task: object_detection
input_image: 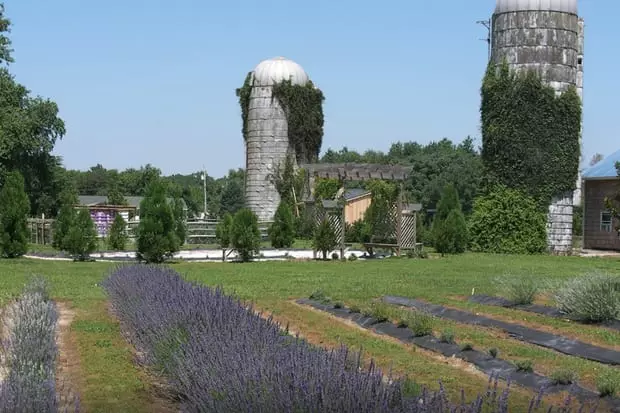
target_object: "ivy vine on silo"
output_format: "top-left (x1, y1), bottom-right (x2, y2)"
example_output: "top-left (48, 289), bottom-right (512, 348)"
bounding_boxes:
top-left (272, 79), bottom-right (325, 163)
top-left (480, 61), bottom-right (582, 207)
top-left (236, 72), bottom-right (253, 140)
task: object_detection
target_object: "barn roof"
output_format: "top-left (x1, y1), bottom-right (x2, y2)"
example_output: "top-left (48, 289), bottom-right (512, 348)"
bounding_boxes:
top-left (77, 195), bottom-right (187, 209)
top-left (344, 188), bottom-right (370, 201)
top-left (583, 150), bottom-right (620, 180)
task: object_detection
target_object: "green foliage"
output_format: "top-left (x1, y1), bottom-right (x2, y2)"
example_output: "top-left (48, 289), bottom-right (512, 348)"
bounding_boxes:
top-left (515, 360), bottom-right (534, 373)
top-left (572, 204), bottom-right (583, 236)
top-left (230, 208), bottom-right (261, 262)
top-left (481, 62), bottom-right (581, 206)
top-left (494, 274), bottom-right (540, 305)
top-left (107, 184), bottom-right (127, 206)
top-left (272, 80), bottom-right (325, 163)
top-left (597, 370), bottom-right (619, 397)
top-left (431, 184), bottom-right (467, 255)
top-left (489, 348), bottom-right (499, 358)
top-left (52, 188), bottom-right (78, 251)
top-left (364, 180), bottom-right (399, 243)
top-left (553, 273), bottom-right (620, 323)
top-left (439, 328), bottom-right (455, 344)
top-left (215, 213), bottom-right (233, 249)
top-left (136, 180), bottom-right (180, 263)
top-left (460, 343), bottom-right (474, 352)
top-left (272, 155), bottom-right (306, 214)
top-left (468, 186), bottom-right (547, 255)
top-left (604, 162), bottom-right (620, 232)
top-left (235, 72), bottom-right (253, 141)
top-left (313, 178), bottom-right (341, 201)
top-left (345, 219), bottom-right (371, 244)
top-left (172, 196), bottom-right (187, 246)
top-left (0, 171), bottom-right (29, 258)
top-left (220, 178), bottom-right (245, 217)
top-left (550, 369), bottom-right (578, 385)
top-left (313, 218), bottom-right (337, 260)
top-left (269, 202), bottom-right (295, 249)
top-left (108, 214), bottom-right (128, 251)
top-left (64, 209), bottom-right (98, 261)
top-left (404, 311), bottom-right (436, 337)
top-left (0, 3), bottom-right (13, 64)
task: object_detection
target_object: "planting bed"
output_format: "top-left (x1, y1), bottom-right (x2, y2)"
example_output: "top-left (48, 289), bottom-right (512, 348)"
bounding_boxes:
top-left (468, 295), bottom-right (620, 332)
top-left (297, 298), bottom-right (620, 412)
top-left (383, 296), bottom-right (620, 366)
top-left (104, 264), bottom-right (574, 412)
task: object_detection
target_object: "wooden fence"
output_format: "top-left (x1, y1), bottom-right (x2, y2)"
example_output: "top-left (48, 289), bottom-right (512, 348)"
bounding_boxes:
top-left (27, 218), bottom-right (273, 245)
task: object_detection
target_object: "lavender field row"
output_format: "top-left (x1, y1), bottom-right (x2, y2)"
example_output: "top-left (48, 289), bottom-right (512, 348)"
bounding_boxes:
top-left (104, 264), bottom-right (586, 413)
top-left (0, 277), bottom-right (79, 413)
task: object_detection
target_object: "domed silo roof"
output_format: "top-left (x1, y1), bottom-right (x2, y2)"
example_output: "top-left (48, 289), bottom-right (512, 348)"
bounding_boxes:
top-left (252, 56), bottom-right (309, 87)
top-left (495, 0), bottom-right (577, 14)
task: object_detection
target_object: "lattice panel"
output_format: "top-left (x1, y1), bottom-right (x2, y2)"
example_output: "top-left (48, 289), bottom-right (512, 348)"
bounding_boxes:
top-left (401, 213), bottom-right (417, 249)
top-left (313, 207), bottom-right (344, 245)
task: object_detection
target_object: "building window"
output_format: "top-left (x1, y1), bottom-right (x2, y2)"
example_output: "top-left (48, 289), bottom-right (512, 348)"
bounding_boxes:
top-left (601, 211), bottom-right (613, 232)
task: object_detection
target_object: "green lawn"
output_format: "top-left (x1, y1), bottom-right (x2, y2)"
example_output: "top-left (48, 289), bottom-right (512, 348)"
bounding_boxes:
top-left (1, 253), bottom-right (619, 411)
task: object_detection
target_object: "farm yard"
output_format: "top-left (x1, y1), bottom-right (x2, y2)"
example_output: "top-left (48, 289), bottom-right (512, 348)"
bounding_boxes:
top-left (2, 253), bottom-right (620, 412)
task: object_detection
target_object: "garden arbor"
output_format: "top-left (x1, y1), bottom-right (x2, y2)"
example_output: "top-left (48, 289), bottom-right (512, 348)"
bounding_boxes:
top-left (301, 163), bottom-right (420, 257)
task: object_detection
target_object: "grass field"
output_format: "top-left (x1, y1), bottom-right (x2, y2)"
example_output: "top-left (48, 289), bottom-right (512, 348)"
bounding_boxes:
top-left (1, 252), bottom-right (619, 412)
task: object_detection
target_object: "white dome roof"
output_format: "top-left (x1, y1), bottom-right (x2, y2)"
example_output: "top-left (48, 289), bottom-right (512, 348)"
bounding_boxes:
top-left (252, 57), bottom-right (309, 87)
top-left (495, 0), bottom-right (577, 14)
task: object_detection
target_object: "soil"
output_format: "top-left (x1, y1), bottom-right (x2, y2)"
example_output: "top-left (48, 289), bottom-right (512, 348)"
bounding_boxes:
top-left (55, 302), bottom-right (82, 411)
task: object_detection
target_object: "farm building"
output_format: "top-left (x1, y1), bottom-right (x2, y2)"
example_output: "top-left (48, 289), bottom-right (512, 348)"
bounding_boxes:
top-left (582, 150), bottom-right (620, 251)
top-left (76, 195), bottom-right (187, 237)
top-left (343, 188), bottom-right (372, 224)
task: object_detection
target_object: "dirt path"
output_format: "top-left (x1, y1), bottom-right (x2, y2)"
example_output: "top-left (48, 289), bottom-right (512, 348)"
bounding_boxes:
top-left (55, 302), bottom-right (82, 411)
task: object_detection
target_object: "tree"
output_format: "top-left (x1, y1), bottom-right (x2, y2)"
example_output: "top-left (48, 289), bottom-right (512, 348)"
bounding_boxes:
top-left (52, 188), bottom-right (78, 251)
top-left (269, 203), bottom-right (295, 249)
top-left (107, 182), bottom-right (127, 206)
top-left (64, 209), bottom-right (98, 261)
top-left (364, 180), bottom-right (399, 243)
top-left (313, 218), bottom-right (337, 260)
top-left (136, 180), bottom-right (180, 263)
top-left (172, 197), bottom-right (187, 247)
top-left (605, 162), bottom-right (620, 234)
top-left (230, 208), bottom-right (261, 262)
top-left (0, 3), bottom-right (13, 65)
top-left (108, 214), bottom-right (128, 251)
top-left (0, 171), bottom-right (30, 257)
top-left (215, 213), bottom-right (233, 261)
top-left (220, 179), bottom-right (245, 217)
top-left (431, 184), bottom-right (468, 255)
top-left (590, 153), bottom-right (604, 167)
top-left (469, 186), bottom-right (547, 255)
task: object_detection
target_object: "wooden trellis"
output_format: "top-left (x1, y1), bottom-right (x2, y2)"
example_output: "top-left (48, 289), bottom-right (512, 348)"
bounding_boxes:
top-left (302, 163), bottom-right (421, 257)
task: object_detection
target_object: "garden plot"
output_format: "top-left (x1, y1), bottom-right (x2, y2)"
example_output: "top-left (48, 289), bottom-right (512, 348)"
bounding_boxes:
top-left (296, 297), bottom-right (620, 412)
top-left (0, 277), bottom-right (80, 413)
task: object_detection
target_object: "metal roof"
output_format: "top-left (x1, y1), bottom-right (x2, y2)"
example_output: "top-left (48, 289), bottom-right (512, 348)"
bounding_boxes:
top-left (78, 195), bottom-right (187, 209)
top-left (344, 188), bottom-right (371, 201)
top-left (252, 57), bottom-right (309, 87)
top-left (582, 149), bottom-right (620, 180)
top-left (495, 0), bottom-right (577, 14)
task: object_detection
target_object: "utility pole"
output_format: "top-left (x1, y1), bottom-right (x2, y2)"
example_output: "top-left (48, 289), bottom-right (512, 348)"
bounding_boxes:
top-left (477, 19), bottom-right (492, 61)
top-left (201, 167), bottom-right (207, 220)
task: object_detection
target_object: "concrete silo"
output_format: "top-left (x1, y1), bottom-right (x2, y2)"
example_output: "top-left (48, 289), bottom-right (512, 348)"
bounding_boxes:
top-left (242, 57), bottom-right (310, 222)
top-left (491, 0), bottom-right (584, 255)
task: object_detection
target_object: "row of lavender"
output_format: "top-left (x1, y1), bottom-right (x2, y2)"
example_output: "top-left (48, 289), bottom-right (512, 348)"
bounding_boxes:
top-left (104, 265), bottom-right (568, 412)
top-left (0, 278), bottom-right (79, 412)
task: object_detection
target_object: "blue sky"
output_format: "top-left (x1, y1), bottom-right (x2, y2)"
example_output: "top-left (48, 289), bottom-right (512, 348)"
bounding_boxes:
top-left (4, 0), bottom-right (616, 178)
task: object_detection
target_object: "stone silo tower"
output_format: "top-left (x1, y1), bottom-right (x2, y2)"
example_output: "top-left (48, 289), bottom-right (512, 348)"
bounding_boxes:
top-left (491, 0), bottom-right (584, 255)
top-left (242, 57), bottom-right (310, 222)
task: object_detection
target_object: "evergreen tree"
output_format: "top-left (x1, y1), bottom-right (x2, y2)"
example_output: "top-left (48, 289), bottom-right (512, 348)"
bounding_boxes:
top-left (108, 213), bottom-right (128, 251)
top-left (230, 208), bottom-right (261, 262)
top-left (215, 213), bottom-right (233, 261)
top-left (313, 218), bottom-right (337, 260)
top-left (269, 202), bottom-right (295, 249)
top-left (0, 171), bottom-right (30, 258)
top-left (107, 183), bottom-right (127, 206)
top-left (173, 196), bottom-right (187, 247)
top-left (136, 180), bottom-right (180, 263)
top-left (52, 188), bottom-right (78, 251)
top-left (432, 184), bottom-right (468, 255)
top-left (64, 209), bottom-right (98, 261)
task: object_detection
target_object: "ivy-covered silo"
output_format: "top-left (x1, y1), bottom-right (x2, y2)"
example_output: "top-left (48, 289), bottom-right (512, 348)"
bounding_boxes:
top-left (237, 57), bottom-right (324, 221)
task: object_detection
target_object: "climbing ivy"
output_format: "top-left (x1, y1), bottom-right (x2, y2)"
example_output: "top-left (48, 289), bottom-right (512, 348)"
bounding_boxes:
top-left (272, 79), bottom-right (325, 163)
top-left (480, 61), bottom-right (582, 207)
top-left (604, 162), bottom-right (620, 233)
top-left (235, 72), bottom-right (253, 140)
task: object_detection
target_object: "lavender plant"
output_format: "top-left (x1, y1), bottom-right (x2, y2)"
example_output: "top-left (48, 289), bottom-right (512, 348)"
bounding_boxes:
top-left (103, 264), bottom-right (594, 413)
top-left (554, 273), bottom-right (620, 323)
top-left (0, 279), bottom-right (79, 412)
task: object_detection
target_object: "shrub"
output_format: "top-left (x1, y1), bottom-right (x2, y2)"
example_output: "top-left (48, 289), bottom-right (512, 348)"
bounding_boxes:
top-left (0, 278), bottom-right (79, 412)
top-left (136, 180), bottom-right (180, 263)
top-left (406, 312), bottom-right (436, 337)
top-left (346, 219), bottom-right (371, 244)
top-left (494, 274), bottom-right (539, 305)
top-left (52, 188), bottom-right (78, 251)
top-left (172, 197), bottom-right (187, 247)
top-left (313, 218), bottom-right (337, 260)
top-left (489, 348), bottom-right (499, 359)
top-left (550, 369), bottom-right (578, 385)
top-left (468, 186), bottom-right (547, 255)
top-left (460, 343), bottom-right (474, 352)
top-left (439, 328), bottom-right (455, 344)
top-left (103, 264), bottom-right (590, 412)
top-left (64, 209), bottom-right (98, 261)
top-left (309, 290), bottom-right (330, 304)
top-left (269, 202), bottom-right (295, 249)
top-left (432, 184), bottom-right (468, 255)
top-left (597, 371), bottom-right (619, 397)
top-left (553, 273), bottom-right (620, 323)
top-left (0, 171), bottom-right (30, 258)
top-left (368, 302), bottom-right (393, 323)
top-left (215, 213), bottom-right (233, 249)
top-left (515, 360), bottom-right (534, 373)
top-left (230, 208), bottom-right (261, 262)
top-left (108, 214), bottom-right (128, 251)
top-left (331, 252), bottom-right (339, 260)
